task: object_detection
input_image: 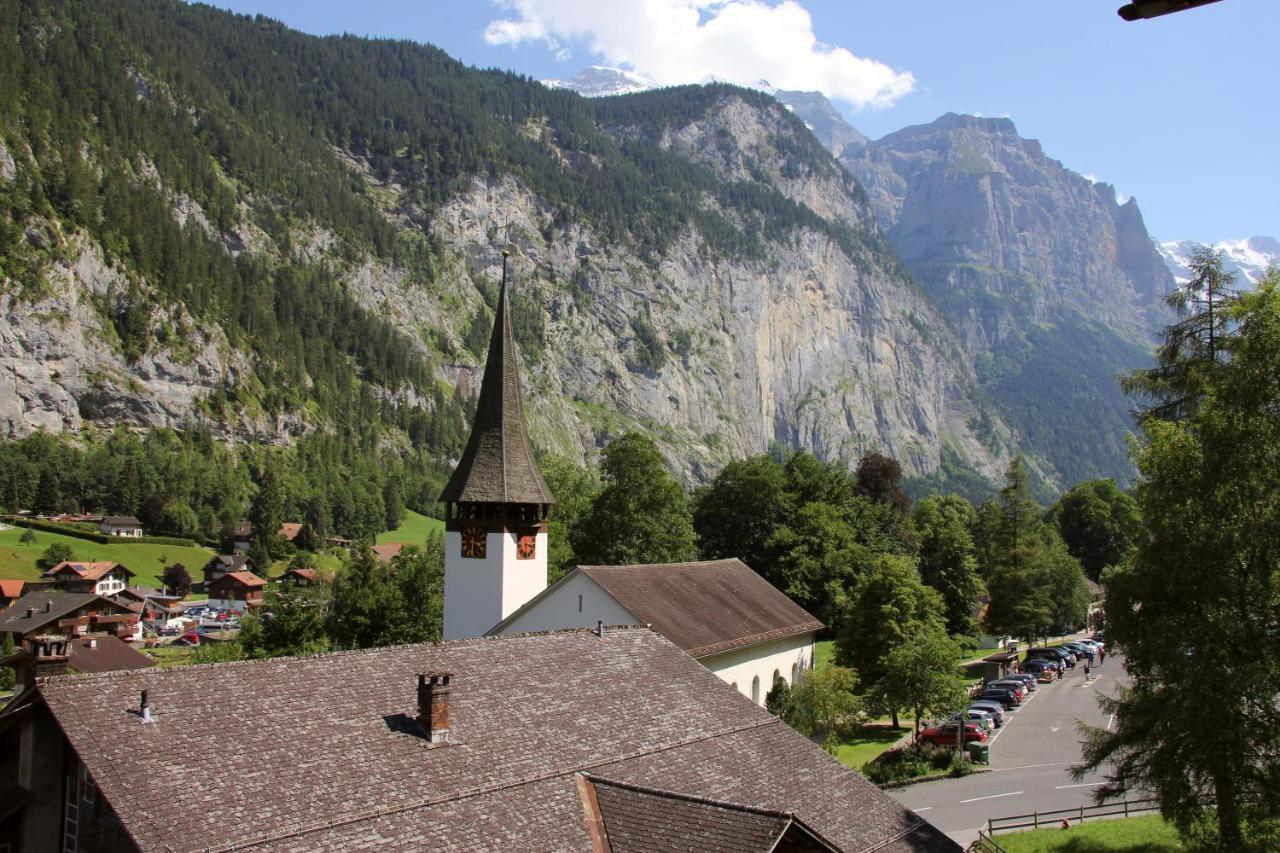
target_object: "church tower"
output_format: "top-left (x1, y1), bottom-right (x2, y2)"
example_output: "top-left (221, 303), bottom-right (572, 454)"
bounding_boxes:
top-left (440, 253), bottom-right (553, 640)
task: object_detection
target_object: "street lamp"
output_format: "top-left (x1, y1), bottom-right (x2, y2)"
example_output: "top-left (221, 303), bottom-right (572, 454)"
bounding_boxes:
top-left (1117, 0), bottom-right (1224, 21)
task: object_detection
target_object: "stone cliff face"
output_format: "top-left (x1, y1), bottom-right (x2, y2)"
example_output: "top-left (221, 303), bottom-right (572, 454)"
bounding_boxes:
top-left (835, 112), bottom-right (1174, 489)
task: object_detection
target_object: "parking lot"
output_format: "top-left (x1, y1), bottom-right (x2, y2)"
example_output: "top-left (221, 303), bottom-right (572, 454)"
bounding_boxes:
top-left (890, 648), bottom-right (1126, 847)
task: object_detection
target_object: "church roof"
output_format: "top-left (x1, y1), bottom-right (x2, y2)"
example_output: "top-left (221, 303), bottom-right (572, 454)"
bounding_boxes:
top-left (440, 255), bottom-right (553, 506)
top-left (30, 627), bottom-right (955, 851)
top-left (577, 559), bottom-right (823, 658)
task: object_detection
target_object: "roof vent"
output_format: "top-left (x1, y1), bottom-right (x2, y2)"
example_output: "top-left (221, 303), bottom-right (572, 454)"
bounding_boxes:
top-left (25, 607), bottom-right (34, 618)
top-left (139, 690), bottom-right (153, 724)
top-left (88, 638), bottom-right (98, 649)
top-left (416, 672), bottom-right (452, 744)
top-left (595, 620), bottom-right (604, 638)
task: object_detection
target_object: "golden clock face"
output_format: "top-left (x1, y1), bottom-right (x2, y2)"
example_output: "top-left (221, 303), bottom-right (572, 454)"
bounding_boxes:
top-left (516, 529), bottom-right (537, 560)
top-left (461, 526), bottom-right (486, 559)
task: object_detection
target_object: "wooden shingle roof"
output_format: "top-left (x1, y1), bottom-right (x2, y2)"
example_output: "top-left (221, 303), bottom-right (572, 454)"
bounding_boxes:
top-left (439, 256), bottom-right (553, 506)
top-left (33, 628), bottom-right (955, 852)
top-left (577, 559), bottom-right (824, 658)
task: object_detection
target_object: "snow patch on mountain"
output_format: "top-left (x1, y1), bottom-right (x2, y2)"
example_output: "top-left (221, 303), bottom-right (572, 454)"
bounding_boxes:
top-left (542, 66), bottom-right (658, 97)
top-left (1157, 236), bottom-right (1280, 286)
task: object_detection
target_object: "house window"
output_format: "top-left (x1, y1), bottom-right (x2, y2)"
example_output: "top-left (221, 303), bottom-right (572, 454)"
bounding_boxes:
top-left (751, 675), bottom-right (761, 705)
top-left (578, 594), bottom-right (583, 613)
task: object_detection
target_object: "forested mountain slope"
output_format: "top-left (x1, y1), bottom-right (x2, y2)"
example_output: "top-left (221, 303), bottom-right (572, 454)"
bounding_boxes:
top-left (2, 0), bottom-right (1024, 498)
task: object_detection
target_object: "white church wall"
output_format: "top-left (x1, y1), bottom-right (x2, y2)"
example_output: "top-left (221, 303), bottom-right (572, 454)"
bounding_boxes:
top-left (443, 527), bottom-right (548, 640)
top-left (495, 571), bottom-right (637, 636)
top-left (699, 633), bottom-right (815, 706)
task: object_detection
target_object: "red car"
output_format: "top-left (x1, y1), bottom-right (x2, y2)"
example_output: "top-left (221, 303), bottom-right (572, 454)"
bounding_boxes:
top-left (173, 631), bottom-right (201, 647)
top-left (919, 721), bottom-right (987, 746)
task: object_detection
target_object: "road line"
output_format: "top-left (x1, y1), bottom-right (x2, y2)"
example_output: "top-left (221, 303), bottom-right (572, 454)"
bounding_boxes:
top-left (913, 807), bottom-right (932, 812)
top-left (960, 791), bottom-right (1023, 804)
top-left (990, 762), bottom-right (1072, 772)
top-left (1055, 782), bottom-right (1103, 789)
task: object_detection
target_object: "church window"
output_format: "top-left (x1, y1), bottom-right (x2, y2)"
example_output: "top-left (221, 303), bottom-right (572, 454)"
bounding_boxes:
top-left (751, 675), bottom-right (761, 705)
top-left (461, 526), bottom-right (487, 559)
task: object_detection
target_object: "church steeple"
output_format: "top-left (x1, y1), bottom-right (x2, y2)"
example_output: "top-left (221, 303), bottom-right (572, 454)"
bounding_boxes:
top-left (441, 251), bottom-right (553, 641)
top-left (440, 252), bottom-right (553, 506)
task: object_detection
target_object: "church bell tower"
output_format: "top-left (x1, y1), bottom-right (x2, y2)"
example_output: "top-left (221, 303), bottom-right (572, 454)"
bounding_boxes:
top-left (440, 252), bottom-right (553, 640)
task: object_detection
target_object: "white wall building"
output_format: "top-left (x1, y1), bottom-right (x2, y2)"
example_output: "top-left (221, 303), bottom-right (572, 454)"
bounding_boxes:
top-left (99, 516), bottom-right (143, 538)
top-left (491, 559), bottom-right (821, 704)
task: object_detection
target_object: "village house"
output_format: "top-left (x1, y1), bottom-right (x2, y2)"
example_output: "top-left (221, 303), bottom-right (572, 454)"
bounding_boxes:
top-left (43, 561), bottom-right (135, 597)
top-left (0, 579), bottom-right (25, 610)
top-left (0, 591), bottom-right (139, 645)
top-left (283, 567), bottom-right (321, 586)
top-left (206, 571), bottom-right (267, 613)
top-left (202, 553), bottom-right (253, 586)
top-left (111, 587), bottom-right (184, 630)
top-left (371, 542), bottom-right (405, 564)
top-left (492, 559), bottom-right (821, 705)
top-left (98, 516), bottom-right (142, 538)
top-left (0, 626), bottom-right (958, 852)
top-left (279, 522), bottom-right (303, 543)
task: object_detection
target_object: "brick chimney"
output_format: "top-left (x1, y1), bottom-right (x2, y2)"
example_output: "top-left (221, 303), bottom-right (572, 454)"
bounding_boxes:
top-left (11, 634), bottom-right (71, 691)
top-left (416, 672), bottom-right (452, 744)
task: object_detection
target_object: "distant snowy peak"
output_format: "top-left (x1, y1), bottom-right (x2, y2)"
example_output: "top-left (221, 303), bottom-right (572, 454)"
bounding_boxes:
top-left (1157, 236), bottom-right (1280, 286)
top-left (541, 66), bottom-right (658, 97)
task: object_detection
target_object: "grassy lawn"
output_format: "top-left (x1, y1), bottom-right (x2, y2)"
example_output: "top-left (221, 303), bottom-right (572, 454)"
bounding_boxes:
top-left (0, 527), bottom-right (214, 589)
top-left (833, 725), bottom-right (905, 769)
top-left (376, 509), bottom-right (444, 545)
top-left (265, 548), bottom-right (346, 579)
top-left (998, 815), bottom-right (1182, 852)
top-left (815, 638), bottom-right (834, 670)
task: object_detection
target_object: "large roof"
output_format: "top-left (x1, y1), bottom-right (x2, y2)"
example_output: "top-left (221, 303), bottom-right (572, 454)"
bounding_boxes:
top-left (0, 591), bottom-right (127, 635)
top-left (34, 628), bottom-right (954, 852)
top-left (45, 561), bottom-right (133, 581)
top-left (577, 559), bottom-right (824, 658)
top-left (439, 256), bottom-right (553, 506)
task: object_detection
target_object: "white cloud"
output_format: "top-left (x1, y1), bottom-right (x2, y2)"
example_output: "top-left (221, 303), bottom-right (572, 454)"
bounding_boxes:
top-left (483, 0), bottom-right (915, 110)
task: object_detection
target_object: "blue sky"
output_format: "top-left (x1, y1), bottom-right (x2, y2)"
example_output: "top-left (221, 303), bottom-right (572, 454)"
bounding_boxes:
top-left (205, 0), bottom-right (1276, 243)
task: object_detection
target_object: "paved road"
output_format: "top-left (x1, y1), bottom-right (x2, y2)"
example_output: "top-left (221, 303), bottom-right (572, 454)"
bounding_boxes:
top-left (890, 655), bottom-right (1126, 847)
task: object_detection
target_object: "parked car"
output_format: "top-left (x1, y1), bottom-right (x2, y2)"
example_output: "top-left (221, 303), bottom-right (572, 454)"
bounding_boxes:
top-left (919, 721), bottom-right (987, 747)
top-left (172, 632), bottom-right (201, 647)
top-left (988, 679), bottom-right (1028, 699)
top-left (1020, 659), bottom-right (1056, 676)
top-left (968, 701), bottom-right (1006, 727)
top-left (976, 687), bottom-right (1020, 709)
top-left (948, 709), bottom-right (995, 731)
top-left (1003, 673), bottom-right (1038, 691)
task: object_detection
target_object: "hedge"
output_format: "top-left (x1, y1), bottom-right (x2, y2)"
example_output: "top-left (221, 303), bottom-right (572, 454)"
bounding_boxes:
top-left (9, 519), bottom-right (199, 548)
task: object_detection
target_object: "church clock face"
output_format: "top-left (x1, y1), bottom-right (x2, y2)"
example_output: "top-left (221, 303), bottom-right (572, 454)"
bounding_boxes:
top-left (516, 528), bottom-right (537, 560)
top-left (461, 526), bottom-right (486, 559)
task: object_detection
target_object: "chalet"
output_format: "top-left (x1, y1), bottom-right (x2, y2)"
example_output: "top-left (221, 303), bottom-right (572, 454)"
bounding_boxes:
top-left (0, 579), bottom-right (24, 609)
top-left (203, 553), bottom-right (253, 586)
top-left (228, 522), bottom-right (252, 553)
top-left (491, 559), bottom-right (822, 705)
top-left (284, 568), bottom-right (320, 587)
top-left (111, 587), bottom-right (183, 628)
top-left (5, 633), bottom-right (154, 695)
top-left (0, 627), bottom-right (958, 852)
top-left (43, 561), bottom-right (134, 597)
top-left (99, 516), bottom-right (142, 538)
top-left (279, 522), bottom-right (303, 543)
top-left (371, 542), bottom-right (405, 564)
top-left (206, 571), bottom-right (267, 613)
top-left (0, 591), bottom-right (139, 644)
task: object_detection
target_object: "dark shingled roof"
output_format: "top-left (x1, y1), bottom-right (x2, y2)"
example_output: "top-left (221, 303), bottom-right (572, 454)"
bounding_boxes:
top-left (67, 634), bottom-right (155, 674)
top-left (439, 256), bottom-right (553, 506)
top-left (577, 559), bottom-right (824, 658)
top-left (586, 775), bottom-right (838, 852)
top-left (0, 591), bottom-right (124, 636)
top-left (34, 628), bottom-right (955, 853)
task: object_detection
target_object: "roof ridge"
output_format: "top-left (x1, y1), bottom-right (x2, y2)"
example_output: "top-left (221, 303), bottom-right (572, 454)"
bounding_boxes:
top-left (35, 625), bottom-right (659, 685)
top-left (209, 717), bottom-right (786, 851)
top-left (581, 773), bottom-right (794, 819)
top-left (578, 558), bottom-right (747, 572)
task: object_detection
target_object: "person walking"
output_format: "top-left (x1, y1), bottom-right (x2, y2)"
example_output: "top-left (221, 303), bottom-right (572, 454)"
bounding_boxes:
top-left (1099, 647), bottom-right (1106, 666)
top-left (1084, 660), bottom-right (1091, 680)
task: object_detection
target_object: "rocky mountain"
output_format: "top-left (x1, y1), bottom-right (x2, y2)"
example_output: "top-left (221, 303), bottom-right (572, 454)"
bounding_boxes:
top-left (1157, 236), bottom-right (1280, 286)
top-left (0, 0), bottom-right (1018, 495)
top-left (833, 113), bottom-right (1172, 489)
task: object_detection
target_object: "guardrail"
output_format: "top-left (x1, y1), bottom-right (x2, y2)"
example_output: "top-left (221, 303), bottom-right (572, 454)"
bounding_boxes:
top-left (967, 828), bottom-right (1008, 852)
top-left (986, 797), bottom-right (1161, 834)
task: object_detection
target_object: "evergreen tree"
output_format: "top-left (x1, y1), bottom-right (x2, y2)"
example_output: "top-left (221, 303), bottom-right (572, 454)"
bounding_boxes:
top-left (240, 582), bottom-right (330, 659)
top-left (571, 433), bottom-right (697, 566)
top-left (392, 532), bottom-right (445, 644)
top-left (248, 463), bottom-right (284, 561)
top-left (326, 546), bottom-right (407, 650)
top-left (1077, 275), bottom-right (1280, 850)
top-left (855, 452), bottom-right (911, 514)
top-left (1121, 246), bottom-right (1237, 421)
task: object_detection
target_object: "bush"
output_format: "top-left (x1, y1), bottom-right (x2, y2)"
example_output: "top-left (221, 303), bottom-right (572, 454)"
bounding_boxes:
top-left (861, 743), bottom-right (957, 784)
